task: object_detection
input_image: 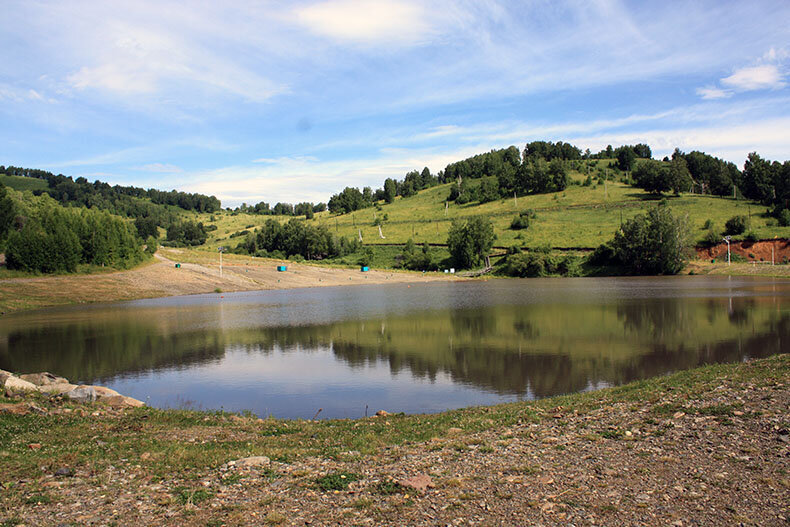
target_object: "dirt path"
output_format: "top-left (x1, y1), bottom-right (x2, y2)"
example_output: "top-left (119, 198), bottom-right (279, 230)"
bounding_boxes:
top-left (0, 250), bottom-right (455, 314)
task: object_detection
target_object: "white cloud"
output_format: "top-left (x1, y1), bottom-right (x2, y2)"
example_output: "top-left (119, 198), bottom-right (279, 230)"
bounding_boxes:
top-left (294, 0), bottom-right (434, 44)
top-left (137, 163), bottom-right (183, 173)
top-left (696, 86), bottom-right (731, 100)
top-left (721, 64), bottom-right (786, 91)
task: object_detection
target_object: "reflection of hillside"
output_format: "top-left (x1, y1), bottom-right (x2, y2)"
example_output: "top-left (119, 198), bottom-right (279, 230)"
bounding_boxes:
top-left (0, 324), bottom-right (228, 383)
top-left (0, 294), bottom-right (786, 398)
top-left (325, 301), bottom-right (790, 397)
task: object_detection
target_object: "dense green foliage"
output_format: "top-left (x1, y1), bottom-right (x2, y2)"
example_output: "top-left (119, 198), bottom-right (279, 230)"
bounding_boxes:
top-left (724, 215), bottom-right (747, 235)
top-left (2, 189), bottom-right (144, 273)
top-left (400, 239), bottom-right (438, 271)
top-left (632, 155), bottom-right (692, 195)
top-left (500, 250), bottom-right (581, 277)
top-left (165, 220), bottom-right (208, 246)
top-left (0, 165), bottom-right (220, 216)
top-left (232, 218), bottom-right (361, 260)
top-left (447, 217), bottom-right (495, 269)
top-left (610, 204), bottom-right (691, 275)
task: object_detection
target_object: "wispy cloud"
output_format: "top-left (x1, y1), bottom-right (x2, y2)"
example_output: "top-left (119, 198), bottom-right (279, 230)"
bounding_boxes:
top-left (721, 64), bottom-right (786, 91)
top-left (136, 163), bottom-right (183, 173)
top-left (696, 86), bottom-right (732, 100)
top-left (294, 0), bottom-right (435, 45)
top-left (698, 47), bottom-right (788, 99)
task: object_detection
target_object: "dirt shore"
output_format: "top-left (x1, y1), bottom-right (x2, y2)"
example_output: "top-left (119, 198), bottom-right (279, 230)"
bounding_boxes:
top-left (1, 355), bottom-right (787, 526)
top-left (0, 249), bottom-right (455, 314)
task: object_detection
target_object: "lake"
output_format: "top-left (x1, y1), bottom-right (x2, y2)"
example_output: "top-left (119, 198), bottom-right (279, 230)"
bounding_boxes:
top-left (1, 276), bottom-right (788, 419)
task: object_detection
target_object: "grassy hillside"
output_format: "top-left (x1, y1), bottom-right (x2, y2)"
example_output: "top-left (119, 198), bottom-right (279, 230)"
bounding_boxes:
top-left (0, 174), bottom-right (48, 192)
top-left (192, 162), bottom-right (787, 257)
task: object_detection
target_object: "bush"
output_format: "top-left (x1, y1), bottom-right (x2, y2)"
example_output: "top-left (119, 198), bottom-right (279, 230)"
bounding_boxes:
top-left (778, 209), bottom-right (790, 227)
top-left (587, 243), bottom-right (616, 266)
top-left (510, 213), bottom-right (530, 230)
top-left (447, 217), bottom-right (495, 269)
top-left (166, 220), bottom-right (208, 246)
top-left (611, 204), bottom-right (691, 275)
top-left (703, 228), bottom-right (721, 246)
top-left (724, 215), bottom-right (747, 235)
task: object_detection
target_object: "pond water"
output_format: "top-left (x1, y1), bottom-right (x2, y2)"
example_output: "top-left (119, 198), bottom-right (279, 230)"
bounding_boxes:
top-left (1, 276), bottom-right (788, 419)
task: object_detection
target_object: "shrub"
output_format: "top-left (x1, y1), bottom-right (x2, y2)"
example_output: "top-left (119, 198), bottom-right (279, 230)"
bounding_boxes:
top-left (510, 213), bottom-right (530, 230)
top-left (611, 204), bottom-right (691, 275)
top-left (703, 228), bottom-right (720, 246)
top-left (587, 243), bottom-right (616, 266)
top-left (778, 209), bottom-right (790, 227)
top-left (724, 215), bottom-right (747, 235)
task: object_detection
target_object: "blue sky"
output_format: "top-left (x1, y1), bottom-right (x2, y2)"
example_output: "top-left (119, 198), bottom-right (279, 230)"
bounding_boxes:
top-left (1, 0), bottom-right (789, 207)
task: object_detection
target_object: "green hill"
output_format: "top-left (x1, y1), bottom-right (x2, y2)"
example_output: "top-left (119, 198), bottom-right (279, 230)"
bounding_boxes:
top-left (0, 174), bottom-right (48, 192)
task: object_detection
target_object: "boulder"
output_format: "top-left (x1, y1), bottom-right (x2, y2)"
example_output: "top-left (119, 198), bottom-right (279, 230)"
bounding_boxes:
top-left (65, 386), bottom-right (97, 403)
top-left (3, 376), bottom-right (39, 395)
top-left (19, 372), bottom-right (69, 386)
top-left (89, 386), bottom-right (121, 399)
top-left (0, 369), bottom-right (12, 384)
top-left (38, 383), bottom-right (79, 395)
top-left (227, 456), bottom-right (270, 469)
top-left (102, 395), bottom-right (145, 408)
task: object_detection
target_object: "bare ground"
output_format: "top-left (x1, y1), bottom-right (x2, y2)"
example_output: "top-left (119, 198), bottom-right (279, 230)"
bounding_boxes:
top-left (0, 249), bottom-right (455, 314)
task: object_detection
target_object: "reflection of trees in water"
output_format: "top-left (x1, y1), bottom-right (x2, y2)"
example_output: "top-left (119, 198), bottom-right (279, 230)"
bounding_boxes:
top-left (450, 309), bottom-right (498, 338)
top-left (327, 307), bottom-right (790, 399)
top-left (2, 301), bottom-right (787, 400)
top-left (0, 323), bottom-right (227, 383)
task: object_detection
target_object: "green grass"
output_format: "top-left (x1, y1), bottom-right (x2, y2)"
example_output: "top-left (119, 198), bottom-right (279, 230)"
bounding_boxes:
top-left (0, 174), bottom-right (48, 192)
top-left (192, 168), bottom-right (787, 257)
top-left (0, 355), bottom-right (786, 486)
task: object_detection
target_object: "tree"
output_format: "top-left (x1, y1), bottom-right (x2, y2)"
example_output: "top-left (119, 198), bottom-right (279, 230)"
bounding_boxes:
top-left (611, 204), bottom-right (691, 275)
top-left (383, 178), bottom-right (397, 203)
top-left (632, 160), bottom-right (671, 194)
top-left (741, 152), bottom-right (773, 204)
top-left (134, 217), bottom-right (159, 239)
top-left (616, 147), bottom-right (637, 172)
top-left (667, 155), bottom-right (692, 194)
top-left (166, 220), bottom-right (207, 246)
top-left (447, 217), bottom-right (495, 269)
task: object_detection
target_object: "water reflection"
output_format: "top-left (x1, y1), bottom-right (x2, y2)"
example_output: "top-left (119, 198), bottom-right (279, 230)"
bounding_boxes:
top-left (0, 277), bottom-right (788, 417)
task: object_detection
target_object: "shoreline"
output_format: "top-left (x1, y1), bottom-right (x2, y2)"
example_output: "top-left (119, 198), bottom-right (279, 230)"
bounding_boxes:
top-left (0, 249), bottom-right (458, 315)
top-left (1, 354), bottom-right (787, 525)
top-left (2, 247), bottom-right (790, 316)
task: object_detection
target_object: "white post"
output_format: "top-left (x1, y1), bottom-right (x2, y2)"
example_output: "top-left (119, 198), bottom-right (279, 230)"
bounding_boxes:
top-left (723, 236), bottom-right (731, 266)
top-left (218, 246), bottom-right (225, 277)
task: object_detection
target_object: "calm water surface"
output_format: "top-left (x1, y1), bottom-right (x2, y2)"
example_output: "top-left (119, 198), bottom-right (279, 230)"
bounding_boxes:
top-left (1, 276), bottom-right (788, 418)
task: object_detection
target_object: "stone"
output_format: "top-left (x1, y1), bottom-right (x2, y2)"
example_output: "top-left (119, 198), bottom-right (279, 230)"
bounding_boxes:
top-left (66, 386), bottom-right (97, 403)
top-left (375, 410), bottom-right (389, 417)
top-left (88, 386), bottom-right (121, 399)
top-left (38, 383), bottom-right (79, 395)
top-left (446, 427), bottom-right (464, 435)
top-left (228, 456), bottom-right (270, 469)
top-left (3, 375), bottom-right (38, 395)
top-left (19, 372), bottom-right (69, 386)
top-left (399, 474), bottom-right (434, 492)
top-left (0, 403), bottom-right (31, 415)
top-left (54, 467), bottom-right (74, 477)
top-left (102, 395), bottom-right (145, 408)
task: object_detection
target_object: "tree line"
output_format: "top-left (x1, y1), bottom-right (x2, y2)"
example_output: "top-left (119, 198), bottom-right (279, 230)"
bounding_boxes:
top-left (231, 218), bottom-right (362, 261)
top-left (0, 165), bottom-right (221, 215)
top-left (0, 184), bottom-right (146, 273)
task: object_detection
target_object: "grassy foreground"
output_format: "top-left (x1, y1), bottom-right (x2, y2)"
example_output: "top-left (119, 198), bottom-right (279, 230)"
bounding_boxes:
top-left (1, 354), bottom-right (788, 525)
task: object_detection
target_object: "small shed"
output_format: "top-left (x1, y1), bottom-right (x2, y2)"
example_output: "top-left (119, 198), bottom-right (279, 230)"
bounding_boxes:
top-left (360, 266), bottom-right (370, 272)
top-left (277, 265), bottom-right (287, 272)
